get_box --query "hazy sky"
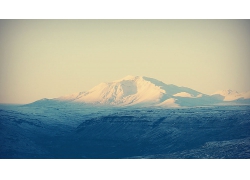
[0,20,250,104]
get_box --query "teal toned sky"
[0,20,250,104]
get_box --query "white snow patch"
[157,98,179,107]
[212,89,248,101]
[173,92,193,98]
[196,94,203,98]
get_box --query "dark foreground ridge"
[0,104,250,158]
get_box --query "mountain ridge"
[31,75,250,107]
[212,89,250,101]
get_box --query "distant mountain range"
[30,75,250,107]
[212,89,250,101]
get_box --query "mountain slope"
[30,75,249,107]
[212,89,250,101]
[52,75,218,107]
[74,76,166,106]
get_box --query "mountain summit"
[59,75,167,106]
[52,75,215,107]
[31,75,250,107]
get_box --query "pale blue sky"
[0,20,250,104]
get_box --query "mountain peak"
[53,76,212,107]
[225,89,239,94]
[39,76,250,107]
[212,89,248,101]
[212,89,239,96]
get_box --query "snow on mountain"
[32,75,249,107]
[173,92,193,98]
[196,94,203,98]
[59,76,165,106]
[156,98,179,107]
[55,75,210,107]
[56,92,84,101]
[212,89,250,101]
[173,92,204,98]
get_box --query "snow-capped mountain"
[212,89,250,101]
[51,75,217,107]
[30,75,250,107]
